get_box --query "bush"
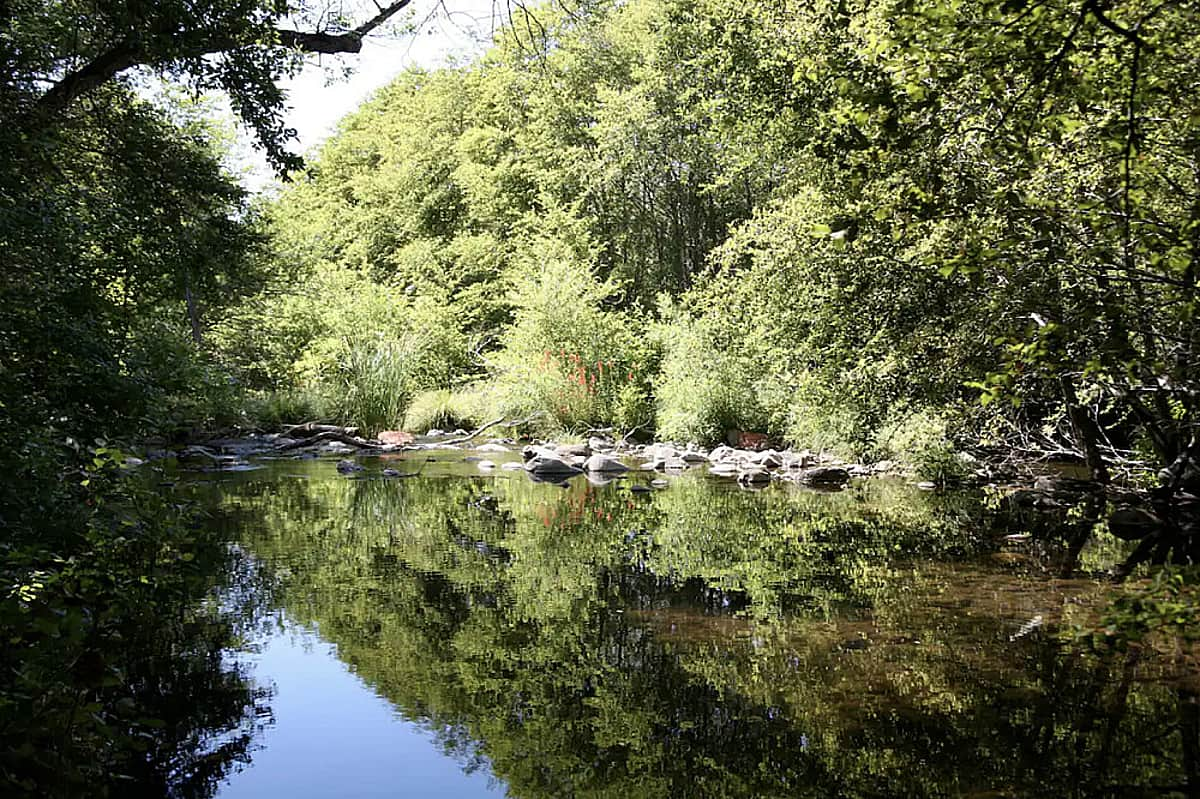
[653,312,767,445]
[874,408,969,482]
[404,387,489,433]
[486,222,652,433]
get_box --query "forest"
[2,0,1199,795]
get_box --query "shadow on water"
[175,454,1200,798]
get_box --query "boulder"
[476,443,510,453]
[681,450,709,464]
[525,454,583,477]
[708,445,736,463]
[749,450,783,468]
[556,443,592,458]
[588,436,615,452]
[583,453,629,473]
[660,457,689,471]
[477,460,496,471]
[798,466,851,486]
[645,443,682,461]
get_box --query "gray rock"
[476,443,510,453]
[749,450,782,468]
[738,467,771,485]
[588,436,615,452]
[525,454,583,477]
[477,460,496,471]
[336,459,364,474]
[500,461,525,472]
[709,463,740,477]
[583,453,629,473]
[681,450,709,464]
[650,479,669,488]
[382,468,401,477]
[660,457,689,471]
[556,443,591,458]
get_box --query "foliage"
[0,448,264,797]
[484,224,652,432]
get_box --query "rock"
[872,459,896,473]
[556,443,591,458]
[525,454,583,477]
[661,457,689,471]
[588,436,615,452]
[849,464,872,478]
[681,450,709,464]
[737,467,771,485]
[382,468,401,478]
[916,481,938,491]
[629,484,653,494]
[749,450,782,468]
[650,479,669,488]
[787,450,815,469]
[1109,506,1162,541]
[336,459,364,474]
[477,460,496,471]
[583,453,629,473]
[708,463,740,477]
[645,443,681,461]
[476,443,510,453]
[426,429,446,437]
[522,445,557,461]
[708,445,736,463]
[500,462,525,472]
[379,430,415,446]
[798,466,851,486]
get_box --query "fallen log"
[275,430,383,451]
[281,422,360,439]
[440,413,544,446]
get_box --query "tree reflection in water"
[197,457,1200,798]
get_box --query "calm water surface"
[180,448,1198,798]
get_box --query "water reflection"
[198,455,1197,798]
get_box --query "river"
[172,446,1198,798]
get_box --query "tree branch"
[32,0,416,116]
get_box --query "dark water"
[177,449,1200,798]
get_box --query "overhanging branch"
[31,0,416,115]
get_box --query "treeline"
[212,0,1200,480]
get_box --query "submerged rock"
[336,459,364,474]
[798,466,851,487]
[738,467,771,485]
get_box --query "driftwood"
[440,414,544,446]
[281,422,360,439]
[275,430,383,451]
